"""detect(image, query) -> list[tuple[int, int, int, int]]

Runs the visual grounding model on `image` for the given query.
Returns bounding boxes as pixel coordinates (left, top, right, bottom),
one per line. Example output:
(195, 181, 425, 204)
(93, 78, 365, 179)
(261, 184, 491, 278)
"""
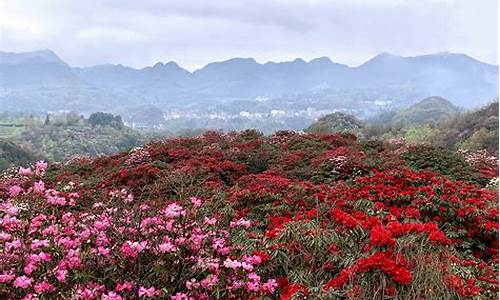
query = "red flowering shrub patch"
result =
(0, 132, 498, 299)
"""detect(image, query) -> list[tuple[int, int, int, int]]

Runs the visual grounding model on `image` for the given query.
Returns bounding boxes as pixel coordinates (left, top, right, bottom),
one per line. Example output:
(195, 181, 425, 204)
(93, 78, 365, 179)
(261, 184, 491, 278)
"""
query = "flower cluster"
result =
(0, 165, 275, 299)
(0, 131, 497, 299)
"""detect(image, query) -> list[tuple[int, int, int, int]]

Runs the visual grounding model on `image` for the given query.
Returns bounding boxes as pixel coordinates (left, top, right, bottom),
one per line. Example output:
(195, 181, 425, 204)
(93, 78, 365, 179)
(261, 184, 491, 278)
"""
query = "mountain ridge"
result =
(0, 49, 498, 120)
(3, 49, 496, 72)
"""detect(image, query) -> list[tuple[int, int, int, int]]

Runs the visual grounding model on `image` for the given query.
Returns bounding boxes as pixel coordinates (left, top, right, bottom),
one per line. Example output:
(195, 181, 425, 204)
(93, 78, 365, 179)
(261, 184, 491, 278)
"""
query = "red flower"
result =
(279, 277, 309, 300)
(252, 250, 271, 263)
(370, 226, 396, 247)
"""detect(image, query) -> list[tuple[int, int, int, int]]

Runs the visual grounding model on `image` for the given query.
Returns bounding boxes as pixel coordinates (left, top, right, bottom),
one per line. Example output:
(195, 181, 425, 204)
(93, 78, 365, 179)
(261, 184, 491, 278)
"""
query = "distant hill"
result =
(10, 113, 151, 162)
(0, 50, 82, 87)
(0, 50, 497, 122)
(364, 100, 498, 153)
(306, 112, 364, 134)
(124, 104, 166, 127)
(392, 96, 461, 126)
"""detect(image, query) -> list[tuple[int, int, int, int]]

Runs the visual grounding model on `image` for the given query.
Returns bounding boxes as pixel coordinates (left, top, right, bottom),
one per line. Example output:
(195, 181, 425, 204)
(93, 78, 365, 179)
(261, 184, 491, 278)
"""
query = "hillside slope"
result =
(0, 139, 38, 171)
(0, 131, 497, 299)
(438, 101, 499, 152)
(305, 112, 364, 134)
(392, 96, 460, 126)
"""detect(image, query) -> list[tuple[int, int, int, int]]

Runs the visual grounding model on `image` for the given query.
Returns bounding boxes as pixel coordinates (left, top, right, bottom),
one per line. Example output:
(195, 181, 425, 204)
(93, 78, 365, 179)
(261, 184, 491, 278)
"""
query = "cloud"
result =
(76, 27, 147, 43)
(1, 0, 497, 70)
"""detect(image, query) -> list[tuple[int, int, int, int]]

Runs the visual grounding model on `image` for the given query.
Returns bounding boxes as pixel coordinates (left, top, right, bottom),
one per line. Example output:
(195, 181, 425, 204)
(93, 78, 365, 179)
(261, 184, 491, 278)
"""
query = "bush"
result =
(0, 132, 497, 299)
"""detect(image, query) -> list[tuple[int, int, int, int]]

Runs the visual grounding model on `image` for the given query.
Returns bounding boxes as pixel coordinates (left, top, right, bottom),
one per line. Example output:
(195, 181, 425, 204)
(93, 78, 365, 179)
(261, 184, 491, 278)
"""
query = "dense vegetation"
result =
(0, 112, 150, 169)
(0, 139, 38, 171)
(437, 102, 499, 153)
(305, 112, 364, 134)
(0, 130, 497, 299)
(310, 100, 498, 154)
(381, 96, 460, 127)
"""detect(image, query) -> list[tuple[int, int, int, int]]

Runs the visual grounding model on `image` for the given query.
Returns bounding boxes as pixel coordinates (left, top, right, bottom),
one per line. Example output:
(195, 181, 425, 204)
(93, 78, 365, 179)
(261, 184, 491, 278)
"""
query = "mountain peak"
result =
(309, 56, 333, 64)
(358, 52, 403, 68)
(416, 96, 458, 108)
(152, 62, 164, 68)
(372, 52, 402, 61)
(0, 49, 67, 66)
(226, 57, 258, 65)
(292, 58, 306, 64)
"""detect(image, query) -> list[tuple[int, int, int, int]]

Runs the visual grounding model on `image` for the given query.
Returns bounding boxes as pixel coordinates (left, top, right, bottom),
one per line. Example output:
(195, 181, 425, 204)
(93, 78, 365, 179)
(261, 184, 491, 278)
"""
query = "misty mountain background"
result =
(0, 49, 498, 133)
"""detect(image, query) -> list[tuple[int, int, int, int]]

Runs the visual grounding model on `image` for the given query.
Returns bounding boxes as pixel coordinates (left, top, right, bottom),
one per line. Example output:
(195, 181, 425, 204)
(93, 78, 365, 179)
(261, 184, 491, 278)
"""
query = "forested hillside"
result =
(0, 112, 151, 171)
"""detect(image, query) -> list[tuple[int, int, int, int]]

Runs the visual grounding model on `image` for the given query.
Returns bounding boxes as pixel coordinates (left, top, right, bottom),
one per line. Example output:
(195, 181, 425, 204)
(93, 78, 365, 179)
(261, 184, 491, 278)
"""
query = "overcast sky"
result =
(1, 0, 498, 71)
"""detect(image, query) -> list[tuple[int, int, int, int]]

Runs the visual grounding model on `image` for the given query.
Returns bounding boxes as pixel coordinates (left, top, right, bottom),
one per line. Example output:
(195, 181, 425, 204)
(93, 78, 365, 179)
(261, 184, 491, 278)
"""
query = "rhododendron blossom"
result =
(0, 132, 497, 299)
(35, 161, 48, 176)
(18, 167, 32, 176)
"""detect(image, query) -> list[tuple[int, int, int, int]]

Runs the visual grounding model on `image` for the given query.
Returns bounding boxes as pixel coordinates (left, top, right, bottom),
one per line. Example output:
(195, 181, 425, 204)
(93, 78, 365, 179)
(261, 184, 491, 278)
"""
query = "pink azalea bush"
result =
(0, 162, 275, 299)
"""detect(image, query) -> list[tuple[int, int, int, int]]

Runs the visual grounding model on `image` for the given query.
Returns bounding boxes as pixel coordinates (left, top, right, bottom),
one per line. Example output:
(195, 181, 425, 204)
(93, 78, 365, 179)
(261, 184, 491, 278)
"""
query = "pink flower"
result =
(116, 281, 134, 292)
(171, 292, 189, 300)
(204, 217, 217, 225)
(246, 280, 260, 292)
(200, 274, 219, 290)
(31, 239, 50, 250)
(262, 279, 278, 294)
(21, 294, 36, 300)
(46, 192, 66, 206)
(102, 291, 124, 300)
(9, 185, 22, 197)
(185, 278, 200, 290)
(124, 194, 134, 203)
(38, 251, 52, 261)
(4, 203, 19, 215)
(248, 272, 261, 282)
(244, 255, 262, 266)
(34, 281, 55, 293)
(18, 167, 32, 176)
(158, 242, 177, 253)
(35, 160, 48, 176)
(190, 196, 202, 208)
(246, 273, 261, 292)
(13, 275, 32, 289)
(0, 272, 15, 283)
(33, 180, 45, 193)
(241, 261, 253, 271)
(24, 263, 37, 274)
(56, 269, 67, 282)
(223, 258, 242, 269)
(5, 239, 22, 252)
(121, 241, 147, 259)
(138, 286, 157, 298)
(161, 203, 186, 218)
(230, 218, 252, 228)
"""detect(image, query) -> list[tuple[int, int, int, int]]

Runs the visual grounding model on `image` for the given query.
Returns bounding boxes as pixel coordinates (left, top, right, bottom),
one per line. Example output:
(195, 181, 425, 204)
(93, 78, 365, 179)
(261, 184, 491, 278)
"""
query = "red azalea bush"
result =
(0, 131, 498, 299)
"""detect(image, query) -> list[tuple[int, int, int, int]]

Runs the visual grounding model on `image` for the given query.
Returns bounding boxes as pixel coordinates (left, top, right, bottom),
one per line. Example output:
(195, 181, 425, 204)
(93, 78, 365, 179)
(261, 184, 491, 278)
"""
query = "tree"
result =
(65, 111, 82, 125)
(88, 112, 124, 129)
(459, 127, 496, 152)
(44, 114, 50, 126)
(404, 125, 436, 144)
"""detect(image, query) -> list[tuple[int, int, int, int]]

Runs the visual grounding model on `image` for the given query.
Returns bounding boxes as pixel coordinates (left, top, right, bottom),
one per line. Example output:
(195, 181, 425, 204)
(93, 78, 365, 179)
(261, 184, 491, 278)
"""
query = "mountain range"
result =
(0, 49, 498, 127)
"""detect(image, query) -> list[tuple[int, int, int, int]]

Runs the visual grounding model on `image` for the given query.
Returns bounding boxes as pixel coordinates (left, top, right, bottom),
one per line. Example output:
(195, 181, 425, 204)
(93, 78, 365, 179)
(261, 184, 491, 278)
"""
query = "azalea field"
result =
(0, 130, 498, 300)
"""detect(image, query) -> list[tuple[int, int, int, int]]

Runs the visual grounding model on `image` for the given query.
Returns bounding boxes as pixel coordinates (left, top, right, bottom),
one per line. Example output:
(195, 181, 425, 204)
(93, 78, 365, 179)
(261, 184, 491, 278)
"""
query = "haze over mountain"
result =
(0, 49, 498, 131)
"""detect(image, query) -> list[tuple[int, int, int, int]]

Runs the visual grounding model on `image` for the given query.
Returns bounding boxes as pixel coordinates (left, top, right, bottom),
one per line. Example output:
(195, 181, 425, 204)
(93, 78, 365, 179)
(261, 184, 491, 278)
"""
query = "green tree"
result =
(404, 124, 436, 144)
(88, 112, 124, 129)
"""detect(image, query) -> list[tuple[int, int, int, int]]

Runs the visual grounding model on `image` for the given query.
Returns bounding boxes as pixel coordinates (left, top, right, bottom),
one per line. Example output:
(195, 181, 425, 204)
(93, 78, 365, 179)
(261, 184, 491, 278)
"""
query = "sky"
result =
(1, 0, 498, 71)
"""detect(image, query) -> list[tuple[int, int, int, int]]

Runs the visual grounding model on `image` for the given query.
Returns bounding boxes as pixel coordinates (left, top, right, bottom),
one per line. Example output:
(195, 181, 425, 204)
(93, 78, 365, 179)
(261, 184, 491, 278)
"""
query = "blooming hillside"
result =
(0, 130, 498, 299)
